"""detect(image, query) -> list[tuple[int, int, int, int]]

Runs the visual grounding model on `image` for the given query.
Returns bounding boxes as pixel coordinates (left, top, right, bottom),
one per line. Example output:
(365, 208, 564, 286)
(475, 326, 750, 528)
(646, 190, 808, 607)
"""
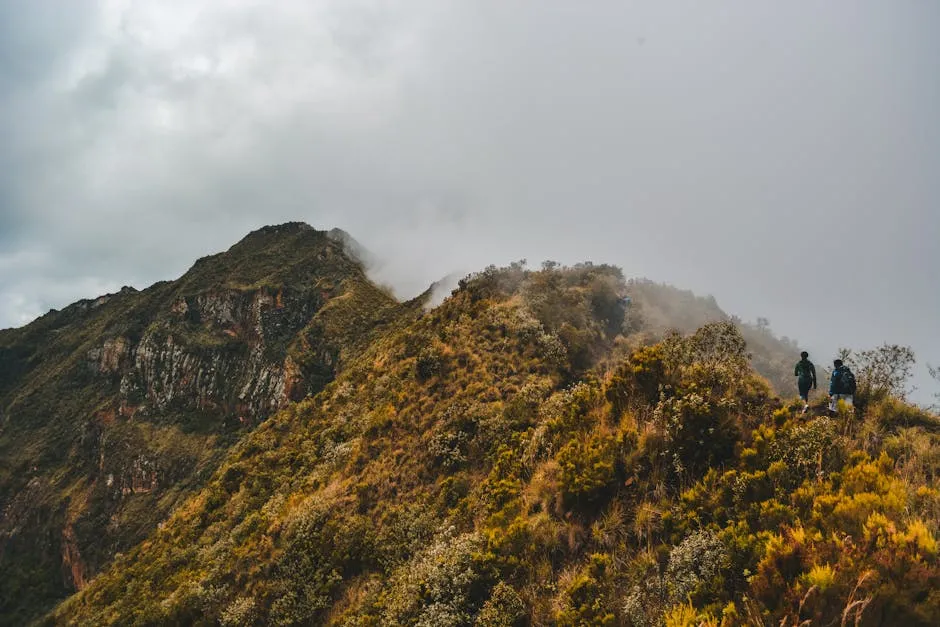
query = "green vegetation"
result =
(30, 260, 936, 626)
(0, 224, 402, 624)
(624, 279, 800, 393)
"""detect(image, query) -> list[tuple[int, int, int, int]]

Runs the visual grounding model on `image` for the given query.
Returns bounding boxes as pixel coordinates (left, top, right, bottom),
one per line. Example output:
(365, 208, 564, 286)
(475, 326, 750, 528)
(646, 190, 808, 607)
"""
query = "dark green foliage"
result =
(557, 432, 622, 508)
(268, 503, 375, 625)
(476, 581, 526, 627)
(556, 554, 617, 625)
(416, 345, 445, 381)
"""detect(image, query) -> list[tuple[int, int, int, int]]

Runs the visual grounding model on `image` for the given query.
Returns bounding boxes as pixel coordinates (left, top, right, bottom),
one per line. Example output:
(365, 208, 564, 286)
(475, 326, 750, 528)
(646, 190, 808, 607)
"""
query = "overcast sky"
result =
(1, 1, 938, 401)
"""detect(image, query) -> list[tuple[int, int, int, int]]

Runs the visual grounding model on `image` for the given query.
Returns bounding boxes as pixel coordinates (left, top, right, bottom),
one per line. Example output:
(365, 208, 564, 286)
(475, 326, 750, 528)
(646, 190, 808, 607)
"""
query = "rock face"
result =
(0, 224, 400, 624)
(87, 287, 323, 424)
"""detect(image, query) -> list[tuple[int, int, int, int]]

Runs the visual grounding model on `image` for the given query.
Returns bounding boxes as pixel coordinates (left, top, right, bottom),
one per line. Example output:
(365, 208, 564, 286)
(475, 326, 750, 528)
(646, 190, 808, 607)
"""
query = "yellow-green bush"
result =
(555, 554, 616, 626)
(556, 432, 621, 508)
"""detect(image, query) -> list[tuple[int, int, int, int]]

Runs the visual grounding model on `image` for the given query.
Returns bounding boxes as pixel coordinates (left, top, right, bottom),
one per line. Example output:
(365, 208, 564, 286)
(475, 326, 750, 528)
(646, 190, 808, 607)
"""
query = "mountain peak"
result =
(327, 228, 373, 267)
(179, 223, 367, 292)
(226, 221, 320, 253)
(244, 221, 315, 238)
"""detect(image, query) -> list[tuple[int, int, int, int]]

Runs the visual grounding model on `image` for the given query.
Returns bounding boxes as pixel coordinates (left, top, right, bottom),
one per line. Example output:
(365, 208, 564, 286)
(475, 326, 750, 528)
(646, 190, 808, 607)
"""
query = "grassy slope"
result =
(0, 224, 402, 624)
(50, 264, 940, 626)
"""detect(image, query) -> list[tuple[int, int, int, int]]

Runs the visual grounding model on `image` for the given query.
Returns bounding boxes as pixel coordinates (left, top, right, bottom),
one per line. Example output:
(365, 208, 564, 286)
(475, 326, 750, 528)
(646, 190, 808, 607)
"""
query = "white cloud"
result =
(1, 0, 938, 400)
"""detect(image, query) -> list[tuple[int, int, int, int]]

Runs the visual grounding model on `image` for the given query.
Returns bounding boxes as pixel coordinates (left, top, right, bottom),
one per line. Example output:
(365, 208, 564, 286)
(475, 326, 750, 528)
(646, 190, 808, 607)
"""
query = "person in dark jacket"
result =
(794, 351, 817, 412)
(829, 359, 856, 413)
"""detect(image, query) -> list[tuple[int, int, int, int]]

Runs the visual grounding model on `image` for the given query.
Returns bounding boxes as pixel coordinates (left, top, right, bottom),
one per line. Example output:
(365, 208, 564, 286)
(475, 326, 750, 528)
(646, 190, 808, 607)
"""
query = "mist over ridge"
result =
(1, 2, 937, 391)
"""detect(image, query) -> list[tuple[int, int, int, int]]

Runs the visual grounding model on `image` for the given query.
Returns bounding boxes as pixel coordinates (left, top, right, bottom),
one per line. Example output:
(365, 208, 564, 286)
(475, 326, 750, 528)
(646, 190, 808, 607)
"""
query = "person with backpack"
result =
(829, 359, 857, 413)
(794, 352, 817, 412)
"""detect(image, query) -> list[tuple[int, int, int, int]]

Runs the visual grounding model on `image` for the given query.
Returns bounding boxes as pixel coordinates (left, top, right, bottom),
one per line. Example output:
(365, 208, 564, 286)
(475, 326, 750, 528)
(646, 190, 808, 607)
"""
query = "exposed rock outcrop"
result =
(0, 224, 400, 624)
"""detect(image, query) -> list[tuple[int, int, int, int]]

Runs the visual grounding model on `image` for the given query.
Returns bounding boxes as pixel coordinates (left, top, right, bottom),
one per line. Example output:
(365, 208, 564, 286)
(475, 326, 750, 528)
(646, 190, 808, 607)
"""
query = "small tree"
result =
(929, 363, 940, 410)
(842, 344, 916, 402)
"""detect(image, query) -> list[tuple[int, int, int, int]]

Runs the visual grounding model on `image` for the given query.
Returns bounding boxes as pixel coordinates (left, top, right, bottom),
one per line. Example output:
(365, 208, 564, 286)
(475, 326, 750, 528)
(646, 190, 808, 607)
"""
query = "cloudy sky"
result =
(1, 1, 938, 401)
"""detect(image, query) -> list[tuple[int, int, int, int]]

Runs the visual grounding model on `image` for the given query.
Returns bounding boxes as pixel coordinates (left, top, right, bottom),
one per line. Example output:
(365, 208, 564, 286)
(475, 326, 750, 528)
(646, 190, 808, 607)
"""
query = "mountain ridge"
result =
(2, 226, 936, 626)
(45, 256, 939, 626)
(0, 224, 405, 623)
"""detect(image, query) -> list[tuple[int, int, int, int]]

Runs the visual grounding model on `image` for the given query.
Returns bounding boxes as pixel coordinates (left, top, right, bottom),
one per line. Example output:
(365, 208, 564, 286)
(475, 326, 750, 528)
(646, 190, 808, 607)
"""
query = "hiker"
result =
(794, 351, 817, 411)
(828, 359, 857, 413)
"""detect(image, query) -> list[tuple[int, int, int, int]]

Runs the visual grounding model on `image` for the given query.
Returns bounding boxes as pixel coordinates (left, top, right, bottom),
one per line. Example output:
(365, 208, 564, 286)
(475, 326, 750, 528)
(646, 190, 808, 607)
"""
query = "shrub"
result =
(268, 500, 374, 625)
(380, 531, 493, 626)
(415, 342, 447, 381)
(429, 430, 471, 472)
(622, 552, 670, 627)
(803, 563, 836, 591)
(622, 530, 729, 626)
(557, 433, 619, 508)
(767, 417, 841, 488)
(502, 381, 549, 430)
(662, 602, 719, 627)
(868, 396, 939, 431)
(661, 322, 749, 374)
(220, 596, 260, 626)
(665, 530, 730, 603)
(556, 554, 616, 626)
(606, 345, 666, 410)
(654, 392, 740, 479)
(475, 581, 526, 627)
(843, 344, 916, 403)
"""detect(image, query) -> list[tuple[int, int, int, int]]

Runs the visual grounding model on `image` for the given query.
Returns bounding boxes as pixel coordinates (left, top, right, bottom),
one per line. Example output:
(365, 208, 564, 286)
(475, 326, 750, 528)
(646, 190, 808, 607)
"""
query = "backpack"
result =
(839, 368, 857, 394)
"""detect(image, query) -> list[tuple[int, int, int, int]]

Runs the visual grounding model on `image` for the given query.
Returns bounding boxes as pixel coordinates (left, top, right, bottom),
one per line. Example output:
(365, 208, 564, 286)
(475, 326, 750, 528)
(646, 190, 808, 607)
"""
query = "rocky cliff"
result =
(0, 223, 402, 624)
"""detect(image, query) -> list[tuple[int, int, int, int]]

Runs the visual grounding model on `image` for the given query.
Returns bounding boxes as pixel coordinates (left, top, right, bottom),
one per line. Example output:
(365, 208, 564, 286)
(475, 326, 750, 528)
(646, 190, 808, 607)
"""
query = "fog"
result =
(1, 1, 937, 401)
